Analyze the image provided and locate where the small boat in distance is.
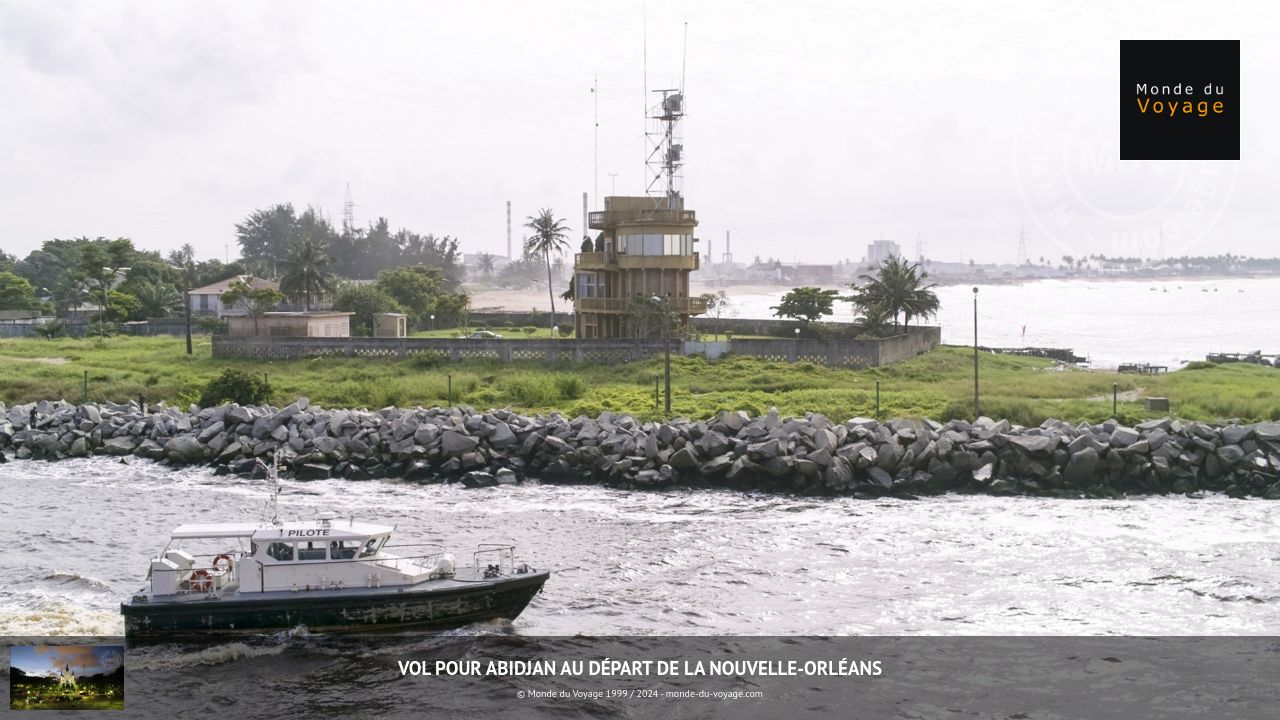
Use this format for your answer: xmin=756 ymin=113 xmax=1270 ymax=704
xmin=121 ymin=456 xmax=548 ymax=639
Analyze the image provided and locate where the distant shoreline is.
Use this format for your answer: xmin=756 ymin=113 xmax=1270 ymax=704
xmin=467 ymin=273 xmax=1280 ymax=312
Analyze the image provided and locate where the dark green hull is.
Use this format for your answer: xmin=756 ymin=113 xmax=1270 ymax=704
xmin=121 ymin=572 xmax=548 ymax=640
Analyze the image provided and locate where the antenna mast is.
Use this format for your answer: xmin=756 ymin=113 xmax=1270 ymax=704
xmin=1016 ymin=225 xmax=1029 ymax=266
xmin=343 ymin=183 xmax=356 ymax=234
xmin=592 ymin=75 xmax=599 ymax=210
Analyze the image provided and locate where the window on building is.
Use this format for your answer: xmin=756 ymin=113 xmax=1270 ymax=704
xmin=618 ymin=233 xmax=692 ymax=256
xmin=577 ymin=273 xmax=598 ymax=299
xmin=199 ymin=294 xmax=209 ymax=311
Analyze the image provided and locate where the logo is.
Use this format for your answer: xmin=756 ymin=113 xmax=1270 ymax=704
xmin=1120 ymin=40 xmax=1239 ymax=160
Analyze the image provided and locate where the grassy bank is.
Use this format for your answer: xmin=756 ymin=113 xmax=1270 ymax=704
xmin=0 ymin=336 xmax=1277 ymax=425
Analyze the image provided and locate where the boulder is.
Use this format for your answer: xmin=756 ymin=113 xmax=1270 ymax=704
xmin=441 ymin=430 xmax=479 ymax=457
xmin=163 ymin=435 xmax=205 ymax=463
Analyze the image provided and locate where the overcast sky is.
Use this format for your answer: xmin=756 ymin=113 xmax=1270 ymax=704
xmin=2 ymin=1 xmax=1276 ymax=265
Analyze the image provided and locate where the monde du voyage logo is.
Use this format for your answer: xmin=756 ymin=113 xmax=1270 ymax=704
xmin=1120 ymin=40 xmax=1239 ymax=160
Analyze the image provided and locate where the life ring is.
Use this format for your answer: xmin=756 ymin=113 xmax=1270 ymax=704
xmin=189 ymin=569 xmax=213 ymax=593
xmin=213 ymin=554 xmax=234 ymax=572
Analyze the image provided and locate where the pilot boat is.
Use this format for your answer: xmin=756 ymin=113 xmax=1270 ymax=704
xmin=120 ymin=460 xmax=548 ymax=639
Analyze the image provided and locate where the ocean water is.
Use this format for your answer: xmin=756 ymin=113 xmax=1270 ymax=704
xmin=725 ymin=276 xmax=1280 ymax=368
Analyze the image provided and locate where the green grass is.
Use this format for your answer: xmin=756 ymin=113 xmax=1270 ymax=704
xmin=0 ymin=336 xmax=1277 ymax=425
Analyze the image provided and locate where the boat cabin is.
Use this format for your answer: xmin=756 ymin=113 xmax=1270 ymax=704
xmin=147 ymin=511 xmax=444 ymax=596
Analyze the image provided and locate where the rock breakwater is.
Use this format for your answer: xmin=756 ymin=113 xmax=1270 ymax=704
xmin=3 ymin=399 xmax=1280 ymax=499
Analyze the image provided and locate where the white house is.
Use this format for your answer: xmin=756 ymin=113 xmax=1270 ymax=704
xmin=188 ymin=275 xmax=277 ymax=317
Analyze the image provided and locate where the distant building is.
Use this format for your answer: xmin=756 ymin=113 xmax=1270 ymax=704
xmin=744 ymin=259 xmax=783 ymax=282
xmin=865 ymin=240 xmax=901 ymax=268
xmin=571 ymin=195 xmax=707 ymax=338
xmin=782 ymin=264 xmax=835 ymax=285
xmin=227 ymin=311 xmax=352 ymax=337
xmin=188 ymin=275 xmax=278 ymax=317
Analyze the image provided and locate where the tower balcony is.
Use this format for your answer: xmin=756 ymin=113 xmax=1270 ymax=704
xmin=574 ymin=253 xmax=700 ymax=271
xmin=575 ymin=295 xmax=709 ymax=315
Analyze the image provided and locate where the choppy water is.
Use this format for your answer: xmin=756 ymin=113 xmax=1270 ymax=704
xmin=4 ymin=458 xmax=1280 ymax=638
xmin=728 ymin=276 xmax=1280 ymax=368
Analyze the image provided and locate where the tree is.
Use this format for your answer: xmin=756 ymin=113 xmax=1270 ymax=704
xmin=332 ymin=284 xmax=403 ymax=336
xmin=130 ymin=280 xmax=182 ymax=318
xmin=477 ymin=252 xmax=496 ymax=278
xmin=78 ymin=238 xmax=135 ymax=336
xmin=0 ymin=271 xmax=38 ymax=310
xmin=700 ymin=290 xmax=733 ymax=340
xmin=623 ymin=295 xmax=678 ymax=339
xmin=221 ymin=279 xmax=284 ymax=335
xmin=167 ymin=244 xmax=196 ymax=268
xmin=523 ymin=209 xmax=571 ymax=333
xmin=771 ymin=287 xmax=838 ymax=325
xmin=0 ymin=250 xmax=15 ymax=273
xmin=845 ymin=256 xmax=939 ymax=332
xmin=235 ymin=204 xmax=297 ymax=277
xmin=279 ymin=236 xmax=335 ymax=310
xmin=103 ymin=290 xmax=142 ymax=322
xmin=374 ymin=265 xmax=467 ymax=329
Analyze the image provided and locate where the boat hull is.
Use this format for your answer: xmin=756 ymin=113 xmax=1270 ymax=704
xmin=121 ymin=572 xmax=548 ymax=640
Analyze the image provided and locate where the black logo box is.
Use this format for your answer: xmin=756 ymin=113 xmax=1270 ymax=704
xmin=1120 ymin=39 xmax=1239 ymax=160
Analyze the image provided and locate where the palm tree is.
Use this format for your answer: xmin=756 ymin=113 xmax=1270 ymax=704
xmin=279 ymin=236 xmax=335 ymax=310
xmin=478 ymin=252 xmax=496 ymax=278
xmin=847 ymin=256 xmax=939 ymax=332
xmin=523 ymin=208 xmax=571 ymax=331
xmin=132 ymin=280 xmax=182 ymax=318
xmin=167 ymin=244 xmax=196 ymax=268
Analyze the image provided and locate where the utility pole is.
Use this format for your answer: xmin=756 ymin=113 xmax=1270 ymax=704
xmin=506 ymin=201 xmax=512 ymax=259
xmin=972 ymin=287 xmax=980 ymax=418
xmin=184 ymin=289 xmax=193 ymax=355
xmin=653 ymin=295 xmax=672 ymax=415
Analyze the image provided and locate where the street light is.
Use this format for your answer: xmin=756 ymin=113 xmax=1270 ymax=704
xmin=652 ymin=295 xmax=671 ymax=415
xmin=972 ymin=286 xmax=980 ymax=419
xmin=430 ymin=314 xmax=435 ymax=332
xmin=794 ymin=326 xmax=801 ymax=361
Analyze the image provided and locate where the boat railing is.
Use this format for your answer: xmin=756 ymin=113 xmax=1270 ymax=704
xmin=473 ymin=544 xmax=518 ymax=577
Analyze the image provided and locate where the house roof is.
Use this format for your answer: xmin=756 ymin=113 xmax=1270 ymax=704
xmin=189 ymin=275 xmax=277 ymax=295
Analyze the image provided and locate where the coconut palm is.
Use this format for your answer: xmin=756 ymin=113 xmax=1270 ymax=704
xmin=478 ymin=252 xmax=496 ymax=278
xmin=847 ymin=256 xmax=939 ymax=332
xmin=131 ymin=280 xmax=182 ymax=318
xmin=523 ymin=208 xmax=571 ymax=331
xmin=279 ymin=236 xmax=335 ymax=310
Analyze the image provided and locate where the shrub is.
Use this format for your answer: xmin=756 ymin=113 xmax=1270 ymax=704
xmin=31 ymin=320 xmax=66 ymax=339
xmin=1183 ymin=360 xmax=1216 ymax=370
xmin=522 ymin=326 xmax=538 ymax=335
xmin=85 ymin=320 xmax=119 ymax=337
xmin=555 ymin=375 xmax=587 ymax=400
xmin=195 ymin=316 xmax=228 ymax=334
xmin=200 ymin=368 xmax=272 ymax=407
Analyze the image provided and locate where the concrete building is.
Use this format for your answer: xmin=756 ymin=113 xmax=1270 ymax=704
xmin=189 ymin=275 xmax=278 ymax=317
xmin=227 ymin=311 xmax=352 ymax=337
xmin=374 ymin=312 xmax=408 ymax=338
xmin=865 ymin=239 xmax=901 ymax=268
xmin=572 ymin=195 xmax=707 ymax=338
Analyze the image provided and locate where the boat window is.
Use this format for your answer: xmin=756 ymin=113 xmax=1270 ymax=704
xmin=330 ymin=540 xmax=361 ymax=560
xmin=359 ymin=536 xmax=383 ymax=558
xmin=266 ymin=542 xmax=294 ymax=562
xmin=298 ymin=541 xmax=326 ymax=562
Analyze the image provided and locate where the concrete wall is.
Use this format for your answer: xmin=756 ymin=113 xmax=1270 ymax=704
xmin=212 ymin=327 xmax=941 ymax=368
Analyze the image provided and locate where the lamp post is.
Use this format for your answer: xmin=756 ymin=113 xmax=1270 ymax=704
xmin=652 ymin=295 xmax=671 ymax=415
xmin=430 ymin=314 xmax=435 ymax=332
xmin=972 ymin=286 xmax=980 ymax=419
xmin=794 ymin=326 xmax=801 ymax=361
